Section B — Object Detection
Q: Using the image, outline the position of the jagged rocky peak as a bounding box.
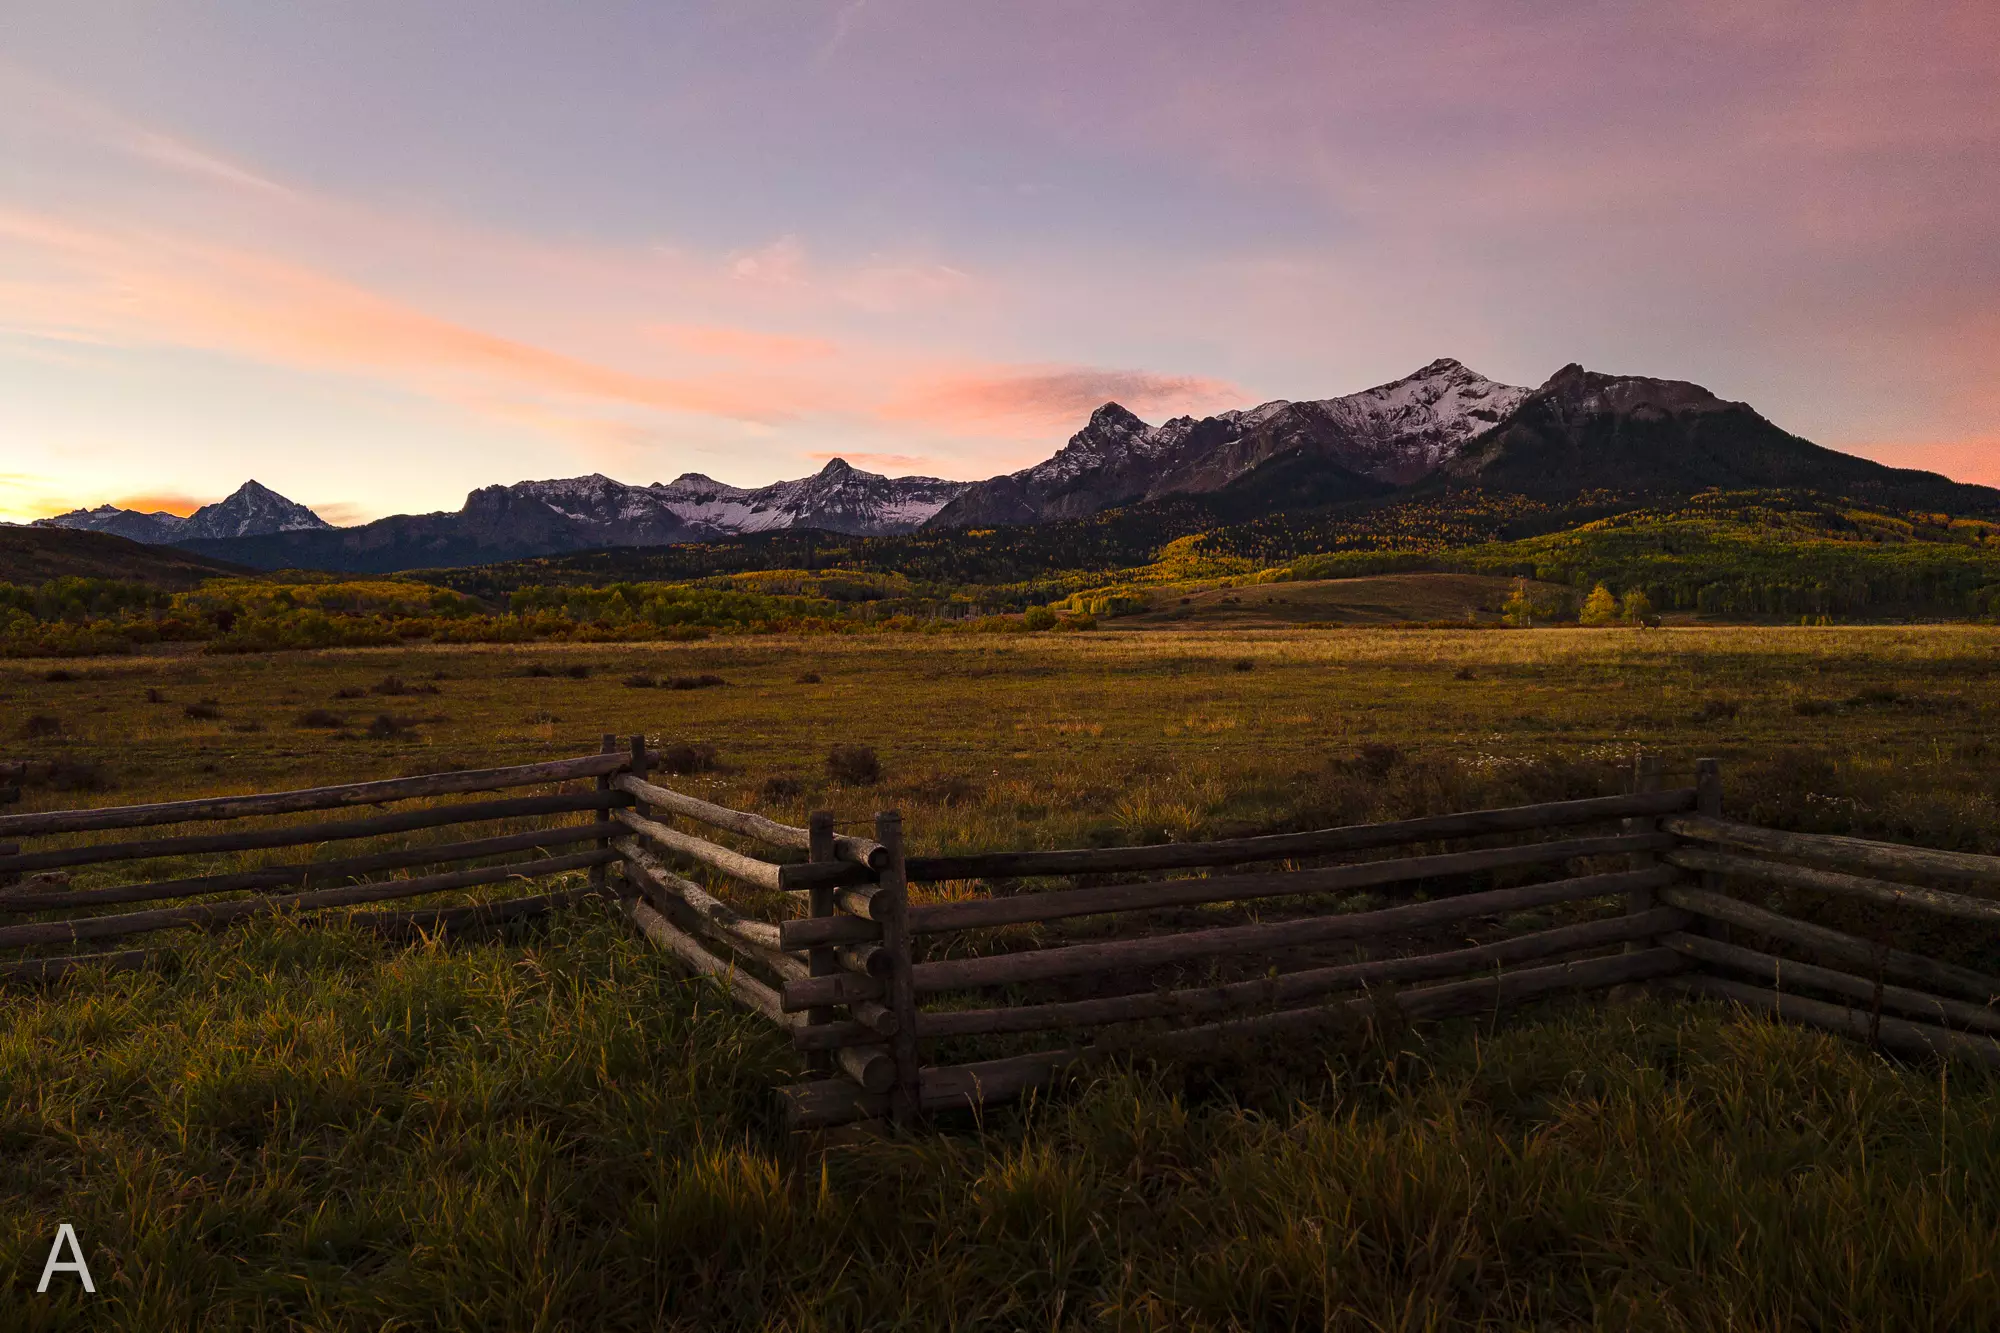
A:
[1532,363,1739,418]
[32,479,329,544]
[926,358,1532,527]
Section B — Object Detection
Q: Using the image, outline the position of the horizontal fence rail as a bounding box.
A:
[0,743,657,965]
[0,751,657,839]
[15,745,2000,1131]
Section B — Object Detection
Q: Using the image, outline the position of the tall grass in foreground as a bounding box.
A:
[3,914,1996,1331]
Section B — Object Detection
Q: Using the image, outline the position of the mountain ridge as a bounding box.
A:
[29,360,1998,573]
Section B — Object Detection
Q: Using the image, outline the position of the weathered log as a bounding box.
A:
[838,1043,897,1094]
[1661,932,2000,1035]
[780,912,883,950]
[898,865,1680,998]
[631,866,808,985]
[833,883,885,921]
[780,864,1676,1010]
[777,860,876,892]
[914,908,1691,1040]
[900,832,1676,937]
[782,950,1689,1129]
[835,943,891,978]
[790,1019,882,1051]
[899,789,1697,882]
[1666,814,2000,891]
[0,751,652,838]
[791,999,902,1049]
[611,774,888,870]
[348,887,601,937]
[0,948,155,981]
[0,791,627,877]
[614,809,783,892]
[0,822,622,912]
[1149,947,1687,1052]
[619,897,796,1027]
[1664,846,2000,925]
[616,838,785,951]
[0,848,617,949]
[1671,973,2000,1069]
[1659,885,2000,1006]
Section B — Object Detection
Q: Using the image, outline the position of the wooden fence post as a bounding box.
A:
[624,734,650,898]
[875,809,921,1128]
[1695,757,1723,938]
[806,811,838,1075]
[592,734,616,897]
[1624,752,1666,931]
[1613,753,1667,1000]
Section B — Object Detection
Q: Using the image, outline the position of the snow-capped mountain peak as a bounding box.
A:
[33,480,329,544]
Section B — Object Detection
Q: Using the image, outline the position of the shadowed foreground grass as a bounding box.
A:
[3,913,1996,1331]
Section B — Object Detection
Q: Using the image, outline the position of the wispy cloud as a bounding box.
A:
[802,450,949,473]
[883,365,1243,431]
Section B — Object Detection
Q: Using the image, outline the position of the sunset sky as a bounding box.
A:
[3,1,1996,524]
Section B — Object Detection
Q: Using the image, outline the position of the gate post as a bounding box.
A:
[592,733,617,897]
[805,811,838,1075]
[1695,758,1723,937]
[875,810,921,1128]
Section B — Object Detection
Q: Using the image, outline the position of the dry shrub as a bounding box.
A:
[1353,742,1403,780]
[827,744,881,786]
[759,775,806,802]
[660,741,720,775]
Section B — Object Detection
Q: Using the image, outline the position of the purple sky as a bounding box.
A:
[3,0,1996,523]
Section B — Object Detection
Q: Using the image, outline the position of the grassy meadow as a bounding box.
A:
[4,624,2000,1328]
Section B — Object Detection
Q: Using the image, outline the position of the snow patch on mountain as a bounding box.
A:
[34,480,330,544]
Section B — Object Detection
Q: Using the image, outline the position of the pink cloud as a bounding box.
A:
[883,365,1243,432]
[801,450,949,473]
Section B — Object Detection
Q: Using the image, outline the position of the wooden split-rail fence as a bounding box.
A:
[4,742,1998,1129]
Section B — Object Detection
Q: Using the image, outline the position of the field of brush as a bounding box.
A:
[4,625,1999,1328]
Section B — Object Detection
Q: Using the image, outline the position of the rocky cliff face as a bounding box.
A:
[927,359,1528,527]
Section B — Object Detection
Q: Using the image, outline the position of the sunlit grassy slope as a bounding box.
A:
[5,626,2000,1328]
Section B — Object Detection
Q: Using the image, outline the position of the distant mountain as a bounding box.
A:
[1438,365,1998,512]
[172,460,970,573]
[59,359,2000,576]
[928,359,1528,528]
[33,480,331,544]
